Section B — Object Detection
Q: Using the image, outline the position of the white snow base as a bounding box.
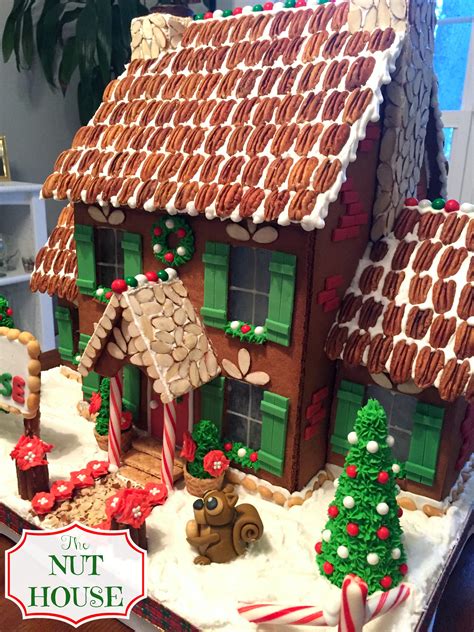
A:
[0,367,472,631]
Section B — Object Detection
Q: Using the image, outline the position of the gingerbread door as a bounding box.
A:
[150,392,191,448]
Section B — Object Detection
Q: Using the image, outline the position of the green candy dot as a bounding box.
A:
[193,13,204,20]
[125,276,138,288]
[431,198,446,210]
[157,270,169,282]
[284,0,295,6]
[253,4,263,10]
[318,0,331,4]
[222,9,233,16]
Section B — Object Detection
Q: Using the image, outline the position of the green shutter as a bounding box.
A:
[259,391,290,477]
[201,242,229,329]
[121,232,142,278]
[123,365,141,420]
[75,224,96,295]
[331,380,365,455]
[200,377,225,431]
[55,306,74,362]
[405,402,444,486]
[78,333,100,399]
[265,251,297,346]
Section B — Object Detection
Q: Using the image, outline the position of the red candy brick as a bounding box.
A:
[323,297,341,312]
[346,202,364,214]
[342,191,360,205]
[312,387,329,403]
[317,288,337,304]
[325,275,344,290]
[332,226,360,242]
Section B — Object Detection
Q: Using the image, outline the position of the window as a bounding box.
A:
[225,378,264,448]
[95,227,124,287]
[365,385,416,462]
[228,246,272,326]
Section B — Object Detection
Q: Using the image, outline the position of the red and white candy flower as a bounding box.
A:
[10,435,53,471]
[203,450,230,478]
[51,480,75,501]
[144,482,168,506]
[70,469,95,489]
[31,491,55,515]
[180,430,197,462]
[86,460,110,478]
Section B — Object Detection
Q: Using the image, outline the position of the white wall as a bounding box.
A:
[0,3,80,231]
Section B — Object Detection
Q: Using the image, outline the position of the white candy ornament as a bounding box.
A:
[230,321,240,330]
[165,267,178,281]
[392,463,401,474]
[460,202,474,213]
[418,199,432,209]
[337,545,349,559]
[213,9,223,17]
[347,431,358,445]
[343,496,355,509]
[334,478,339,488]
[237,447,247,458]
[254,326,264,335]
[135,274,148,286]
[366,440,379,453]
[367,553,379,566]
[386,435,395,447]
[376,502,389,515]
[165,219,174,229]
[176,246,186,256]
[322,529,331,542]
[242,4,253,13]
[96,288,104,296]
[391,548,401,560]
[153,244,162,253]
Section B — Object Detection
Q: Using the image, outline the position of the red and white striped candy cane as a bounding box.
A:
[338,575,368,632]
[366,583,411,622]
[238,603,329,626]
[108,372,123,468]
[161,400,177,491]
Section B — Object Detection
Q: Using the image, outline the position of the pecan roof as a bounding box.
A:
[326,203,474,402]
[41,3,404,230]
[30,204,78,302]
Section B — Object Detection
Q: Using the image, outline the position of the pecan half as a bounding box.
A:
[217,69,243,99]
[271,123,299,155]
[236,69,262,99]
[313,158,342,194]
[276,94,304,124]
[289,9,312,38]
[195,183,218,213]
[339,293,363,323]
[288,190,317,221]
[454,322,474,360]
[216,183,242,217]
[438,246,469,278]
[240,188,265,218]
[414,347,444,390]
[429,315,456,348]
[174,182,198,211]
[389,341,417,384]
[468,257,474,282]
[408,275,432,305]
[229,15,254,43]
[242,156,269,187]
[382,271,404,300]
[204,126,231,154]
[439,359,470,401]
[406,307,433,340]
[394,208,420,240]
[264,157,293,189]
[277,66,302,94]
[288,157,319,191]
[262,38,289,66]
[247,124,276,155]
[295,123,323,155]
[412,241,443,273]
[153,181,177,209]
[418,212,444,240]
[432,279,456,314]
[466,222,474,251]
[253,97,280,125]
[227,126,253,154]
[358,297,383,330]
[157,154,183,182]
[458,284,474,320]
[302,32,329,63]
[249,14,271,41]
[226,41,251,70]
[382,303,405,336]
[440,213,469,245]
[367,335,393,374]
[325,325,349,360]
[344,31,369,57]
[193,98,217,124]
[232,96,258,125]
[283,38,304,65]
[200,155,224,183]
[298,92,325,123]
[392,240,416,270]
[259,68,283,96]
[370,241,388,262]
[210,100,236,126]
[219,156,246,185]
[324,59,349,90]
[343,331,370,367]
[343,88,373,125]
[359,265,383,294]
[368,28,396,53]
[269,10,293,37]
[308,3,335,33]
[323,32,349,58]
[319,123,351,156]
[345,57,375,91]
[297,62,325,92]
[264,190,290,221]
[322,90,348,121]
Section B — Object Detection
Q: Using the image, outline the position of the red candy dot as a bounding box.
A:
[204,11,213,18]
[295,0,306,5]
[399,563,408,576]
[380,576,393,589]
[445,199,460,213]
[153,227,162,236]
[232,7,243,14]
[224,442,233,451]
[347,523,359,537]
[176,228,186,238]
[111,279,127,294]
[249,451,258,463]
[315,541,322,554]
[405,197,418,207]
[397,507,403,518]
[164,252,175,263]
[346,465,357,478]
[378,471,389,484]
[377,526,390,540]
[328,505,339,518]
[241,324,251,334]
[0,315,3,321]
[6,308,13,316]
[263,1,273,8]
[145,271,158,282]
[323,561,334,575]
[105,291,113,300]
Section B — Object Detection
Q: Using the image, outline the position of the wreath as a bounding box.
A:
[151,216,194,268]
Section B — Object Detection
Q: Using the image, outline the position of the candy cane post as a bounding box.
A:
[238,576,411,630]
[161,400,177,491]
[108,372,123,469]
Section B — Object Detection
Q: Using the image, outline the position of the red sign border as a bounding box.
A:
[5,521,147,627]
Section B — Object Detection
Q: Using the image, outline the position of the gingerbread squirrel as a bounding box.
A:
[185,485,264,565]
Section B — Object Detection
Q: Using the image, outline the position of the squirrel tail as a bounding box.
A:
[233,504,264,556]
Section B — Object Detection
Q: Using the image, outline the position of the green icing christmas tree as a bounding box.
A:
[316,399,407,593]
[187,420,222,479]
[0,295,15,328]
[94,377,111,436]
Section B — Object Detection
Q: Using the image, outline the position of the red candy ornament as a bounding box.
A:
[164,252,175,263]
[347,522,359,536]
[241,324,251,334]
[377,526,390,540]
[323,561,334,575]
[399,563,408,576]
[224,442,233,451]
[328,505,339,518]
[397,507,403,518]
[296,0,306,5]
[346,465,357,478]
[153,227,162,236]
[315,541,322,554]
[445,199,460,213]
[204,11,213,18]
[176,228,186,238]
[404,197,418,207]
[105,291,113,300]
[263,1,273,8]
[377,471,389,484]
[111,278,127,293]
[380,576,393,589]
[6,308,13,316]
[233,7,243,14]
[249,451,258,463]
[145,271,158,282]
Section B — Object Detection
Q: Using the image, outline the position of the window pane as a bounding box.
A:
[250,385,264,419]
[443,127,455,160]
[254,293,270,326]
[230,246,255,290]
[226,412,248,444]
[228,289,254,323]
[434,21,472,110]
[95,228,116,264]
[249,420,262,448]
[255,249,272,293]
[96,264,118,288]
[225,378,264,448]
[227,379,250,415]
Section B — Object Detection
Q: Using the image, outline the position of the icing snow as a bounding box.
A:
[0,367,472,631]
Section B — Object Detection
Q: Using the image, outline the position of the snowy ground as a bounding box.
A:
[0,367,472,631]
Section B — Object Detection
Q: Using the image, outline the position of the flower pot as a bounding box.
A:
[93,428,133,453]
[183,463,225,497]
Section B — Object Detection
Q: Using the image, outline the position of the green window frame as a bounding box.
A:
[78,333,101,399]
[121,232,142,278]
[55,306,74,362]
[201,242,230,329]
[75,224,96,295]
[405,402,444,486]
[200,377,225,432]
[123,365,141,421]
[258,391,290,477]
[331,380,365,455]
[265,251,297,347]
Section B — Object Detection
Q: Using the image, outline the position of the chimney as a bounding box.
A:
[130,13,192,61]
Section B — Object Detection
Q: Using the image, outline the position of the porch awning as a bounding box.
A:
[78,277,220,403]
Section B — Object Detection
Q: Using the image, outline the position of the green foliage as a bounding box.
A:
[224,321,267,345]
[316,399,407,594]
[95,377,110,436]
[0,295,15,328]
[223,441,259,470]
[188,420,222,479]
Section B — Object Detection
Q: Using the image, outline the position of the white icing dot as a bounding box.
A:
[367,552,379,565]
[386,435,395,447]
[343,496,355,509]
[322,529,331,542]
[213,9,223,17]
[135,274,148,286]
[418,199,432,209]
[337,545,349,559]
[367,440,379,453]
[376,502,389,515]
[153,244,162,253]
[176,246,186,256]
[254,326,264,335]
[230,320,240,330]
[165,267,178,281]
[96,288,104,296]
[347,431,358,445]
[237,447,246,458]
[468,316,474,327]
[460,202,474,213]
[392,463,401,474]
[165,219,174,229]
[391,547,401,560]
[333,478,339,488]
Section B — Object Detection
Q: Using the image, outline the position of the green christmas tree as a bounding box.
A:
[0,295,15,328]
[316,399,407,593]
[187,420,222,479]
[94,377,111,436]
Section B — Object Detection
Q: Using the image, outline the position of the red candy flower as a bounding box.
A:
[121,411,133,431]
[108,488,152,529]
[180,431,197,462]
[32,492,55,515]
[145,481,168,506]
[11,435,53,471]
[51,480,75,501]
[89,392,102,415]
[106,493,124,520]
[70,469,95,489]
[86,460,110,478]
[203,450,230,478]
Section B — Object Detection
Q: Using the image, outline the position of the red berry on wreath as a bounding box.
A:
[240,324,251,334]
[6,308,13,316]
[377,471,389,484]
[399,563,408,576]
[111,279,127,293]
[377,526,390,540]
[176,228,186,238]
[145,271,158,282]
[347,522,359,536]
[249,451,258,462]
[164,252,175,263]
[224,442,233,451]
[323,561,334,575]
[153,227,162,236]
[328,505,339,518]
[346,465,357,478]
[315,541,322,554]
[380,576,392,589]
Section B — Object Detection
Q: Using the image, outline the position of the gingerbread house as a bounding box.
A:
[32,0,460,494]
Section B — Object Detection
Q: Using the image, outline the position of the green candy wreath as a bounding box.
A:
[151,216,194,268]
